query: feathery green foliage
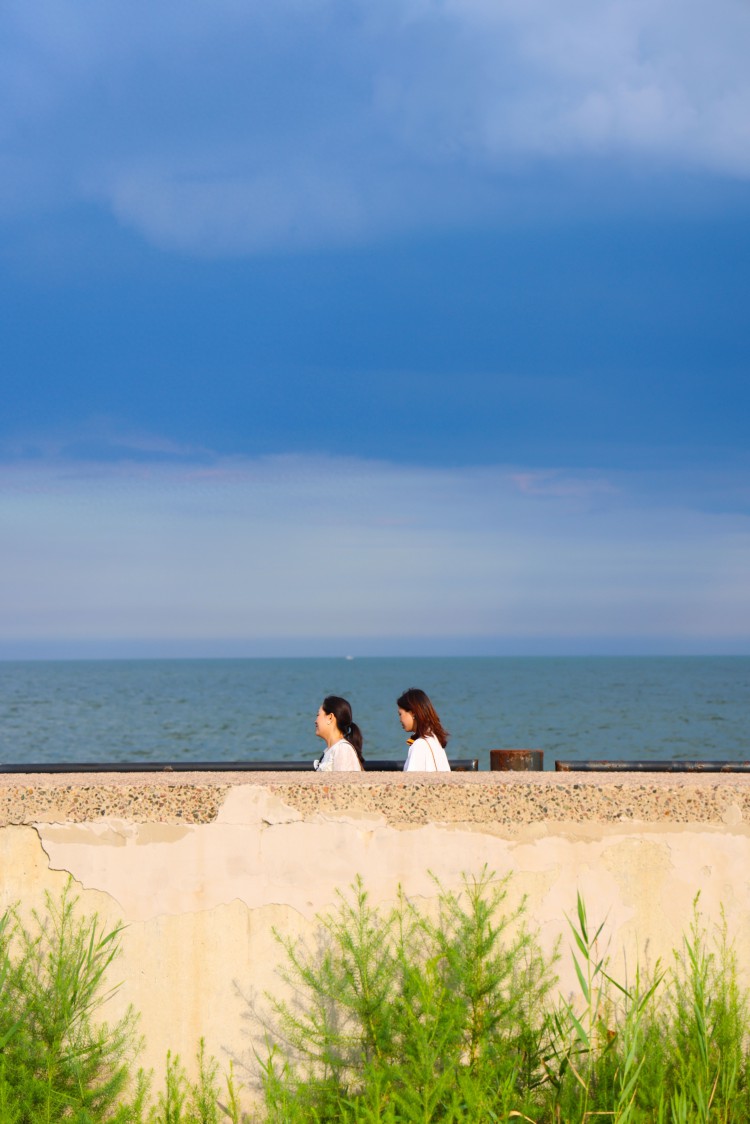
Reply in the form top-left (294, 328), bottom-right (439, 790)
top-left (258, 877), bottom-right (750, 1122)
top-left (0, 881), bottom-right (141, 1122)
top-left (148, 1040), bottom-right (246, 1124)
top-left (4, 872), bottom-right (750, 1121)
top-left (258, 867), bottom-right (557, 1122)
top-left (0, 886), bottom-right (249, 1122)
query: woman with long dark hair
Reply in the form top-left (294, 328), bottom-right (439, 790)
top-left (397, 687), bottom-right (451, 772)
top-left (313, 695), bottom-right (365, 771)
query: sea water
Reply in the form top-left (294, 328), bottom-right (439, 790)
top-left (0, 656), bottom-right (748, 770)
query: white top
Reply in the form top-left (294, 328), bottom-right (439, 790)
top-left (314, 738), bottom-right (363, 772)
top-left (403, 734), bottom-right (451, 772)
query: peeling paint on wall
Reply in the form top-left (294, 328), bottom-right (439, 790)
top-left (1, 774), bottom-right (750, 1099)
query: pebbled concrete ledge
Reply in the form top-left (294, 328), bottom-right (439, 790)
top-left (2, 770), bottom-right (750, 828)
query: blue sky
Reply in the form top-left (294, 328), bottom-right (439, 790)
top-left (2, 0), bottom-right (749, 657)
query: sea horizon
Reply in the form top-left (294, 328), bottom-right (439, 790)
top-left (2, 644), bottom-right (749, 663)
top-left (1, 654), bottom-right (748, 771)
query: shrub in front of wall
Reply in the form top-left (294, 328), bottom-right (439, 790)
top-left (0, 884), bottom-right (247, 1124)
top-left (0, 880), bottom-right (142, 1123)
top-left (256, 877), bottom-right (750, 1123)
top-left (256, 867), bottom-right (558, 1122)
top-left (4, 872), bottom-right (750, 1121)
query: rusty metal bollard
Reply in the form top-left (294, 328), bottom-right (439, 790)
top-left (490, 748), bottom-right (544, 771)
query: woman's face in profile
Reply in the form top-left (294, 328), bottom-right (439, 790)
top-left (398, 707), bottom-right (415, 732)
top-left (315, 706), bottom-right (331, 739)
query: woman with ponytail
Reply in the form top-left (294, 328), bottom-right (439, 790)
top-left (397, 687), bottom-right (450, 772)
top-left (313, 695), bottom-right (365, 771)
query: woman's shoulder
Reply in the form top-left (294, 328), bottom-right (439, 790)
top-left (404, 735), bottom-right (433, 771)
top-left (429, 735), bottom-right (451, 771)
top-left (330, 739), bottom-right (363, 770)
top-left (418, 734), bottom-right (451, 771)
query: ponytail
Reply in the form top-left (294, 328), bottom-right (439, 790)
top-left (347, 721), bottom-right (364, 764)
top-left (322, 695), bottom-right (365, 768)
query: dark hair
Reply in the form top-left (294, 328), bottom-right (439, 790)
top-left (396, 688), bottom-right (449, 749)
top-left (322, 695), bottom-right (365, 765)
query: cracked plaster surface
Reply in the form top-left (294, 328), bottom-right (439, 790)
top-left (5, 774), bottom-right (750, 1087)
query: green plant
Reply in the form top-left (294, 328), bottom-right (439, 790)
top-left (151, 1051), bottom-right (191, 1124)
top-left (658, 899), bottom-right (750, 1122)
top-left (219, 1060), bottom-right (246, 1124)
top-left (546, 891), bottom-right (665, 1121)
top-left (257, 868), bottom-right (557, 1122)
top-left (0, 880), bottom-right (141, 1122)
top-left (0, 886), bottom-right (251, 1123)
top-left (148, 1041), bottom-right (248, 1124)
top-left (542, 891), bottom-right (750, 1124)
top-left (5, 871), bottom-right (750, 1122)
top-left (259, 877), bottom-right (750, 1122)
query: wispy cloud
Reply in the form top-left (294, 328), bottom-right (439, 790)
top-left (1, 451), bottom-right (748, 653)
top-left (510, 471), bottom-right (619, 500)
top-left (1, 0), bottom-right (748, 253)
top-left (0, 419), bottom-right (210, 463)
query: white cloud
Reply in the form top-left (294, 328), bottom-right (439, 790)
top-left (1, 0), bottom-right (748, 251)
top-left (1, 452), bottom-right (748, 650)
top-left (107, 166), bottom-right (368, 256)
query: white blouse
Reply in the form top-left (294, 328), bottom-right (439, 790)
top-left (314, 738), bottom-right (363, 772)
top-left (404, 734), bottom-right (451, 772)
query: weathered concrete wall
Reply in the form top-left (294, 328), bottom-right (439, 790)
top-left (2, 771), bottom-right (750, 1104)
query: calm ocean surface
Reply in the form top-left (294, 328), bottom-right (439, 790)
top-left (1, 656), bottom-right (748, 770)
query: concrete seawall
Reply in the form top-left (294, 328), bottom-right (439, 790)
top-left (2, 770), bottom-right (750, 1096)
